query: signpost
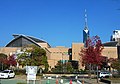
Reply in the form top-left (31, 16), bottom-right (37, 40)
top-left (26, 66), bottom-right (37, 84)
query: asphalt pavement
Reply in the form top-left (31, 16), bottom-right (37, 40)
top-left (0, 75), bottom-right (108, 84)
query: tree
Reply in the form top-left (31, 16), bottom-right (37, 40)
top-left (51, 61), bottom-right (73, 73)
top-left (51, 61), bottom-right (63, 73)
top-left (41, 55), bottom-right (49, 72)
top-left (8, 54), bottom-right (17, 67)
top-left (80, 35), bottom-right (104, 82)
top-left (0, 53), bottom-right (8, 70)
top-left (66, 62), bottom-right (73, 73)
top-left (111, 59), bottom-right (120, 74)
top-left (17, 45), bottom-right (49, 72)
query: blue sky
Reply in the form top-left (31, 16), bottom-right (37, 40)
top-left (0, 0), bottom-right (120, 47)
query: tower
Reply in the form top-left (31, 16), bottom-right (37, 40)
top-left (83, 9), bottom-right (89, 47)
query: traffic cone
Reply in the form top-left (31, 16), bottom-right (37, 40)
top-left (46, 79), bottom-right (50, 84)
top-left (82, 80), bottom-right (84, 84)
top-left (56, 79), bottom-right (58, 84)
top-left (70, 79), bottom-right (72, 84)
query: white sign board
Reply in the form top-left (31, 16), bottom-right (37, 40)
top-left (26, 66), bottom-right (37, 74)
top-left (27, 74), bottom-right (36, 80)
top-left (26, 66), bottom-right (37, 80)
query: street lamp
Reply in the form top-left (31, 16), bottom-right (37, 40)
top-left (62, 53), bottom-right (63, 74)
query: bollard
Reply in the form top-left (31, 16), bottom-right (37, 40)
top-left (82, 80), bottom-right (84, 84)
top-left (77, 80), bottom-right (82, 84)
top-left (75, 76), bottom-right (78, 79)
top-left (46, 79), bottom-right (50, 84)
top-left (60, 79), bottom-right (63, 84)
top-left (56, 75), bottom-right (58, 84)
top-left (56, 79), bottom-right (58, 84)
top-left (70, 79), bottom-right (72, 84)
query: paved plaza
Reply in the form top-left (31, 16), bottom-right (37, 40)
top-left (0, 75), bottom-right (108, 84)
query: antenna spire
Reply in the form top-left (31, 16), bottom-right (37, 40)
top-left (83, 9), bottom-right (90, 47)
top-left (85, 9), bottom-right (88, 29)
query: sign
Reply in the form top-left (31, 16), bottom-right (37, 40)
top-left (26, 66), bottom-right (37, 74)
top-left (27, 74), bottom-right (36, 80)
top-left (26, 66), bottom-right (37, 80)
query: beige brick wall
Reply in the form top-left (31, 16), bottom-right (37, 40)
top-left (37, 43), bottom-right (51, 48)
top-left (72, 43), bottom-right (118, 70)
top-left (48, 59), bottom-right (58, 69)
top-left (72, 43), bottom-right (84, 69)
top-left (72, 43), bottom-right (84, 60)
top-left (0, 47), bottom-right (18, 55)
top-left (0, 44), bottom-right (118, 70)
top-left (47, 46), bottom-right (69, 68)
top-left (102, 47), bottom-right (117, 59)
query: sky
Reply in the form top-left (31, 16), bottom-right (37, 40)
top-left (0, 0), bottom-right (120, 47)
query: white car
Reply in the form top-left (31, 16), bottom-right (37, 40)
top-left (0, 70), bottom-right (15, 78)
top-left (99, 71), bottom-right (112, 78)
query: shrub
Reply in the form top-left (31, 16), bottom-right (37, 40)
top-left (14, 69), bottom-right (26, 75)
top-left (79, 69), bottom-right (87, 74)
top-left (113, 74), bottom-right (120, 78)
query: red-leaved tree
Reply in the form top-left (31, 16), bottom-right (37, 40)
top-left (81, 36), bottom-right (104, 66)
top-left (8, 54), bottom-right (17, 67)
top-left (80, 35), bottom-right (104, 81)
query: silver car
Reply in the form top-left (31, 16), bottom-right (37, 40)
top-left (99, 71), bottom-right (112, 78)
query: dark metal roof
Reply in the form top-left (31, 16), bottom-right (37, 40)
top-left (5, 34), bottom-right (50, 47)
top-left (103, 41), bottom-right (118, 47)
top-left (27, 36), bottom-right (46, 43)
top-left (13, 34), bottom-right (46, 43)
top-left (6, 35), bottom-right (41, 47)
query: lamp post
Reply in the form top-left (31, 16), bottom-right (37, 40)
top-left (1, 62), bottom-right (3, 70)
top-left (62, 53), bottom-right (63, 74)
top-left (61, 51), bottom-right (68, 74)
top-left (59, 48), bottom-right (63, 73)
top-left (59, 48), bottom-right (64, 84)
top-left (96, 65), bottom-right (99, 83)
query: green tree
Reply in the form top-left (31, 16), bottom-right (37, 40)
top-left (66, 62), bottom-right (73, 73)
top-left (0, 53), bottom-right (8, 70)
top-left (41, 55), bottom-right (49, 72)
top-left (0, 53), bottom-right (7, 58)
top-left (17, 45), bottom-right (49, 71)
top-left (111, 59), bottom-right (120, 74)
top-left (51, 61), bottom-right (73, 73)
top-left (52, 61), bottom-right (62, 73)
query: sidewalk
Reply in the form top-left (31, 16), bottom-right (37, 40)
top-left (15, 75), bottom-right (108, 84)
top-left (80, 78), bottom-right (107, 84)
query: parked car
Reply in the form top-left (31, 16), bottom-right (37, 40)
top-left (98, 71), bottom-right (112, 78)
top-left (0, 70), bottom-right (15, 78)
